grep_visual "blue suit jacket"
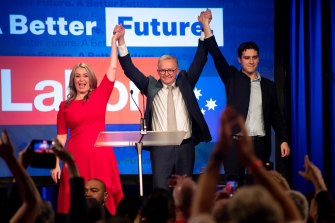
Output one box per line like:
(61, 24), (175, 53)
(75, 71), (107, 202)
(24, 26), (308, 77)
(118, 39), (212, 146)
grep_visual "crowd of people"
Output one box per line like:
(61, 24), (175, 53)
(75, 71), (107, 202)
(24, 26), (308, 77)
(1, 8), (334, 223)
(1, 107), (335, 223)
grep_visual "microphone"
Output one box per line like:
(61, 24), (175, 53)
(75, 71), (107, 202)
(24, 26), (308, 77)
(141, 91), (147, 133)
(130, 90), (147, 135)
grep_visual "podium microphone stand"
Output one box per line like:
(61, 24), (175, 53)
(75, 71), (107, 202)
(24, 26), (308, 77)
(95, 130), (186, 196)
(136, 118), (146, 196)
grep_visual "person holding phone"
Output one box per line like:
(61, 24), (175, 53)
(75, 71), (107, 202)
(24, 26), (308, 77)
(51, 30), (123, 214)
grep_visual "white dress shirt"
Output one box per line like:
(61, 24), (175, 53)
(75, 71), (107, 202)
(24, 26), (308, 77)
(245, 72), (265, 136)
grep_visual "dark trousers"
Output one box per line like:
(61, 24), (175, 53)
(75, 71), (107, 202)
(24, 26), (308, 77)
(223, 136), (269, 185)
(150, 140), (195, 190)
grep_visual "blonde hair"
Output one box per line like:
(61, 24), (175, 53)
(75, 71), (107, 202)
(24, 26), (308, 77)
(65, 63), (97, 108)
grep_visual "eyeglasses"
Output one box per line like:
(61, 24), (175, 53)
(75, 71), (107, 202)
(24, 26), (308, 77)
(157, 68), (178, 75)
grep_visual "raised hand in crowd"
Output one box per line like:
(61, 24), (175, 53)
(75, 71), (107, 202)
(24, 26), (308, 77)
(268, 170), (291, 191)
(234, 110), (301, 222)
(51, 138), (79, 178)
(18, 142), (34, 169)
(0, 130), (42, 223)
(298, 155), (327, 193)
(191, 106), (238, 217)
(299, 155), (335, 223)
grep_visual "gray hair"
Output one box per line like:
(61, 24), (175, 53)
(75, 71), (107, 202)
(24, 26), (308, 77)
(226, 185), (284, 223)
(286, 190), (309, 222)
(157, 55), (179, 68)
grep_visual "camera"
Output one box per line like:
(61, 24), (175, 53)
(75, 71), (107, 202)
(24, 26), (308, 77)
(30, 140), (56, 169)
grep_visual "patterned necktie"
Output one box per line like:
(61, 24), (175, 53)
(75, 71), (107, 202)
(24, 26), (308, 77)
(167, 86), (177, 131)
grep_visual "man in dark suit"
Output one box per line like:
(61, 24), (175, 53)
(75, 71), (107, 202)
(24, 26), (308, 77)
(113, 12), (212, 190)
(203, 9), (290, 184)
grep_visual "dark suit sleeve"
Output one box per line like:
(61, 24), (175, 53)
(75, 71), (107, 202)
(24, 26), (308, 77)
(66, 177), (88, 223)
(269, 83), (289, 144)
(186, 39), (208, 88)
(315, 190), (335, 223)
(205, 35), (232, 84)
(118, 54), (149, 95)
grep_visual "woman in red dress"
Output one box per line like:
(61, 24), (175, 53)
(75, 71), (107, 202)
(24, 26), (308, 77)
(51, 31), (123, 214)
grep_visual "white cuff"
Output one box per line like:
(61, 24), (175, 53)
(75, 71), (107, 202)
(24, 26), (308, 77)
(200, 31), (205, 41)
(118, 44), (129, 57)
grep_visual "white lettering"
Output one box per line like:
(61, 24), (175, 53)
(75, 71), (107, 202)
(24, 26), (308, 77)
(0, 69), (145, 113)
(34, 80), (63, 112)
(85, 21), (97, 35)
(1, 69), (32, 111)
(107, 81), (128, 111)
(30, 20), (45, 35)
(105, 8), (224, 47)
(69, 21), (84, 35)
(10, 15), (28, 34)
(9, 14), (96, 36)
(45, 17), (56, 35)
(57, 17), (68, 35)
(65, 69), (71, 100)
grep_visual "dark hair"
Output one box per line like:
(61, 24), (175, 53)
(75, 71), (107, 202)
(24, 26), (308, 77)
(115, 196), (143, 222)
(86, 198), (105, 223)
(238, 41), (259, 58)
(141, 188), (175, 223)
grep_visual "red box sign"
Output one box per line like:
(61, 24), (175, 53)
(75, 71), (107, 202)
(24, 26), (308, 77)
(0, 56), (159, 125)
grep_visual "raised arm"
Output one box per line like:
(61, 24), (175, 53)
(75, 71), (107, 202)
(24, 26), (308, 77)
(106, 32), (119, 82)
(191, 107), (236, 216)
(185, 10), (211, 88)
(236, 116), (301, 222)
(114, 24), (150, 94)
(203, 10), (231, 84)
(298, 155), (335, 222)
(198, 9), (213, 38)
(0, 130), (42, 223)
(52, 138), (87, 223)
(52, 138), (79, 179)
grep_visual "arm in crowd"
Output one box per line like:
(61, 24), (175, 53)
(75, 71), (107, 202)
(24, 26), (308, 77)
(190, 107), (301, 222)
(51, 138), (88, 223)
(191, 107), (236, 216)
(0, 130), (42, 223)
(299, 155), (335, 223)
(236, 114), (301, 222)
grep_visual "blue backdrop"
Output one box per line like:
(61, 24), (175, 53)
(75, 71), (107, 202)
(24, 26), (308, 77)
(0, 0), (275, 177)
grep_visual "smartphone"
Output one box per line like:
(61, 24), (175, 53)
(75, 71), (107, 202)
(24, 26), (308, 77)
(30, 140), (56, 169)
(31, 140), (52, 153)
(226, 180), (238, 194)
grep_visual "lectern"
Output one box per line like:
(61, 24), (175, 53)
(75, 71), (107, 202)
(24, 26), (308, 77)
(95, 131), (186, 196)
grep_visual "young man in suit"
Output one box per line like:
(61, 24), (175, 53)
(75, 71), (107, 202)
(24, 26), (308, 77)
(203, 9), (290, 184)
(112, 11), (213, 190)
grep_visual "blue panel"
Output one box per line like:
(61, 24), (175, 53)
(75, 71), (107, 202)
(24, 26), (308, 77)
(308, 0), (323, 173)
(331, 0), (335, 196)
(290, 0), (308, 193)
